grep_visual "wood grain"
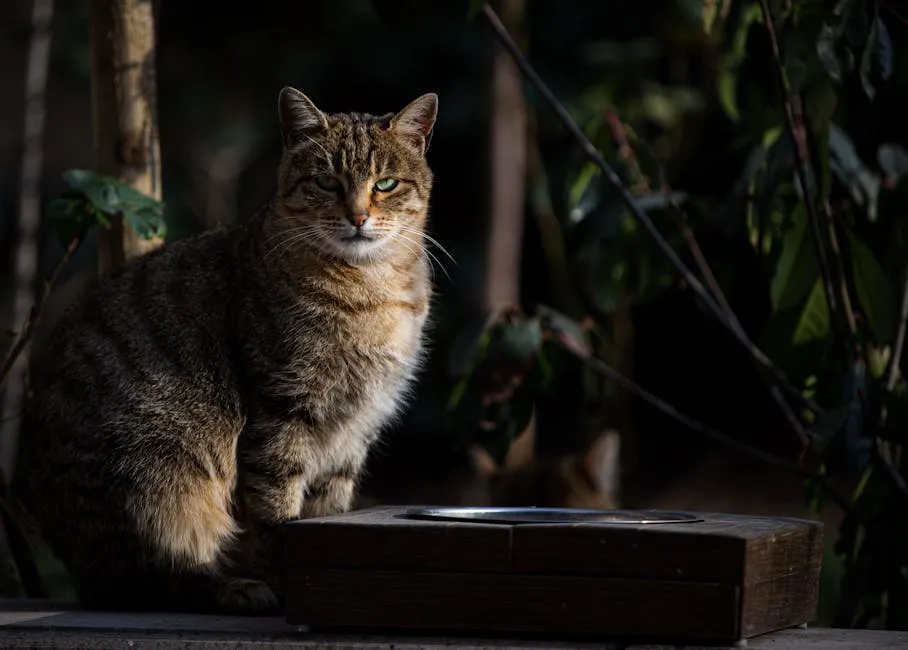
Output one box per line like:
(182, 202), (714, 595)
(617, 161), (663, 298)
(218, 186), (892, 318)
(287, 569), (740, 641)
(285, 506), (512, 574)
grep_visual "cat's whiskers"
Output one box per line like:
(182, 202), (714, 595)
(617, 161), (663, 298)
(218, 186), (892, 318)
(386, 233), (430, 277)
(263, 224), (319, 247)
(394, 231), (450, 281)
(398, 225), (456, 266)
(263, 225), (324, 263)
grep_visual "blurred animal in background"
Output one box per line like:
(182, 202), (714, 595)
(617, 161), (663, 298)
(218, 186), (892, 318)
(355, 423), (621, 510)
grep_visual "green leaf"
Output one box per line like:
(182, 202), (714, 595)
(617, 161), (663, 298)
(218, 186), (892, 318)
(848, 232), (896, 344)
(715, 3), (762, 122)
(859, 16), (893, 99)
(878, 143), (908, 186)
(816, 0), (859, 82)
(771, 203), (818, 312)
(792, 278), (830, 346)
(829, 123), (881, 221)
(805, 81), (839, 135)
(859, 15), (878, 99)
(569, 163), (600, 214)
(817, 24), (844, 82)
(55, 168), (167, 240)
(499, 316), (543, 364)
(536, 304), (590, 358)
(448, 309), (498, 376)
(122, 201), (167, 239)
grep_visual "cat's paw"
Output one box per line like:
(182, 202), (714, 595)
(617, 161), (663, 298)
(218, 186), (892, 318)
(216, 577), (280, 616)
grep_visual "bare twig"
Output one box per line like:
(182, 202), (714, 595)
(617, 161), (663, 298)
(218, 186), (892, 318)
(2, 0), (55, 485)
(0, 235), (82, 393)
(479, 4), (821, 425)
(886, 270), (908, 391)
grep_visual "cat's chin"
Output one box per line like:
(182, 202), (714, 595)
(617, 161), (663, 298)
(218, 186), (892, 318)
(328, 236), (390, 263)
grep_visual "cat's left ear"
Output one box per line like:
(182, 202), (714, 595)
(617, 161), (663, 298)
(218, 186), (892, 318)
(389, 93), (438, 155)
(279, 86), (328, 149)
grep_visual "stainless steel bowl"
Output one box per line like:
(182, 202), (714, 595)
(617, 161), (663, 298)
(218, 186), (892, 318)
(404, 506), (703, 525)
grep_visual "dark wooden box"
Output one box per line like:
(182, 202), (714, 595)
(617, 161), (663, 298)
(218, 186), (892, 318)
(284, 505), (823, 645)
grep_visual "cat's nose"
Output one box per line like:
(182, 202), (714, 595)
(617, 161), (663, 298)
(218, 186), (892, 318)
(347, 212), (369, 228)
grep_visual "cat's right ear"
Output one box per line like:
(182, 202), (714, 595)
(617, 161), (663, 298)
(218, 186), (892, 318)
(278, 87), (328, 149)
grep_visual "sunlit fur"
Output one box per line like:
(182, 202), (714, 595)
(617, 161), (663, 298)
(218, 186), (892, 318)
(21, 88), (440, 616)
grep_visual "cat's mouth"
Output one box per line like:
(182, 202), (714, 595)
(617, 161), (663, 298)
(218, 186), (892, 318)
(341, 232), (374, 243)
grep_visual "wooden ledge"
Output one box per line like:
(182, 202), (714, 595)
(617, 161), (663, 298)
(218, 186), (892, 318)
(0, 608), (905, 650)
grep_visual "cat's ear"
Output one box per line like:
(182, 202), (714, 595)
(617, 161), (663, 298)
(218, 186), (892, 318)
(278, 87), (328, 149)
(580, 429), (621, 494)
(389, 93), (438, 154)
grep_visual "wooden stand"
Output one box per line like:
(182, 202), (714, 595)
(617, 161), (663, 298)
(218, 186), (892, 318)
(284, 506), (823, 645)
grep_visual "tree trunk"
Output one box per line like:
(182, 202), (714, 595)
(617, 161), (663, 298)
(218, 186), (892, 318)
(0, 0), (55, 488)
(89, 0), (163, 276)
(483, 0), (527, 311)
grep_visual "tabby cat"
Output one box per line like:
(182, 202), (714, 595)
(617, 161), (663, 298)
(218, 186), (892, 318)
(22, 87), (439, 615)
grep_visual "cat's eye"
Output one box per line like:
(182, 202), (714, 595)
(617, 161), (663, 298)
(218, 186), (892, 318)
(314, 175), (342, 192)
(374, 178), (399, 192)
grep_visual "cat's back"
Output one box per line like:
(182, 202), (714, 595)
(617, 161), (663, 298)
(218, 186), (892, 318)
(27, 228), (245, 472)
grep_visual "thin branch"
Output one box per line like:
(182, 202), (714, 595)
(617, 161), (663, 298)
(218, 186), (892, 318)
(758, 0), (859, 366)
(0, 235), (82, 393)
(873, 440), (908, 508)
(886, 270), (908, 391)
(479, 4), (822, 424)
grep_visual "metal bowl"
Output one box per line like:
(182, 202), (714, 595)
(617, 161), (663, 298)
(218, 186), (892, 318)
(403, 506), (703, 526)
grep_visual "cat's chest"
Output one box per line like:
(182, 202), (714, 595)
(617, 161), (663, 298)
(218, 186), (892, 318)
(282, 288), (428, 409)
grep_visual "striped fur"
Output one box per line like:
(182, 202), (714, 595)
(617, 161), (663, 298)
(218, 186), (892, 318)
(22, 88), (438, 614)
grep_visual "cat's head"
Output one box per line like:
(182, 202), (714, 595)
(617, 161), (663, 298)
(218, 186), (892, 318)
(273, 87), (438, 263)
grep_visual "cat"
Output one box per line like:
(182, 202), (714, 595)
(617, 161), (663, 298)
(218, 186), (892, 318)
(354, 420), (621, 510)
(471, 426), (621, 510)
(20, 87), (439, 615)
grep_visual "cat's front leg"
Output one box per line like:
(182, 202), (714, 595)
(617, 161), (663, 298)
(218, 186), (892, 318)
(235, 421), (308, 597)
(237, 418), (368, 597)
(300, 458), (365, 518)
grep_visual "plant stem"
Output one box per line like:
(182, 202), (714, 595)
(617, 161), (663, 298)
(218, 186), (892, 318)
(758, 0), (859, 366)
(0, 235), (82, 393)
(886, 270), (908, 392)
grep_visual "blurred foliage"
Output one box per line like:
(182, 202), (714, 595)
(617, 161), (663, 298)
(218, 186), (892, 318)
(446, 0), (908, 631)
(48, 169), (167, 245)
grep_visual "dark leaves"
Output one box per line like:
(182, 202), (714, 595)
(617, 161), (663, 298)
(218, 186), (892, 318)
(48, 169), (166, 246)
